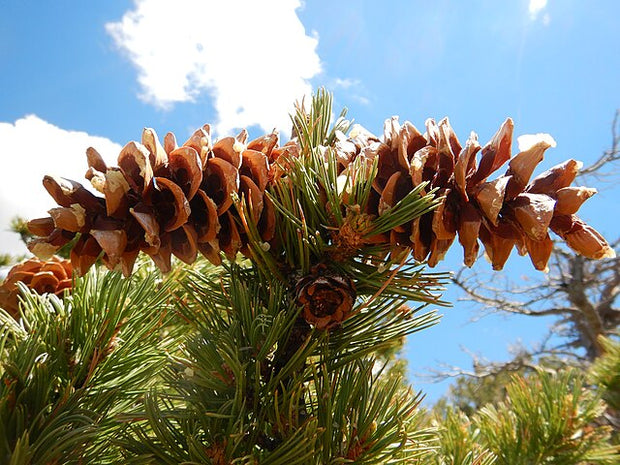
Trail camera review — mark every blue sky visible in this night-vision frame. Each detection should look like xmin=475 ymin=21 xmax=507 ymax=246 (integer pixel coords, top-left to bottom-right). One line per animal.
xmin=1 ymin=0 xmax=618 ymax=403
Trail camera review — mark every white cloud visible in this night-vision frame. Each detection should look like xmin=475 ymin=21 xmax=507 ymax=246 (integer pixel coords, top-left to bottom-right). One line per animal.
xmin=0 ymin=115 xmax=121 ymax=255
xmin=528 ymin=0 xmax=550 ymax=23
xmin=334 ymin=78 xmax=357 ymax=90
xmin=517 ymin=133 xmax=557 ymax=151
xmin=528 ymin=0 xmax=547 ymax=17
xmin=333 ymin=78 xmax=370 ymax=106
xmin=352 ymin=95 xmax=370 ymax=106
xmin=106 ymin=0 xmax=322 ymax=136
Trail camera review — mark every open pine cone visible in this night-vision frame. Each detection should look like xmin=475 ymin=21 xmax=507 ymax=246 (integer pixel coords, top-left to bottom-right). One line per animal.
xmin=334 ymin=117 xmax=615 ymax=271
xmin=26 ymin=117 xmax=613 ymax=276
xmin=0 ymin=257 xmax=72 ymax=318
xmin=28 ymin=126 xmax=284 ymax=276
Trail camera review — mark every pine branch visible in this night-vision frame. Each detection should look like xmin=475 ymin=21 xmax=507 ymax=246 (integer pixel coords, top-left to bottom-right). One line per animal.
xmin=115 ymin=258 xmax=443 ymax=463
xmin=291 ymin=87 xmax=351 ymax=156
xmin=475 ymin=369 xmax=619 ymax=464
xmin=429 ymin=408 xmax=497 ymax=465
xmin=8 ymin=87 xmax=616 ymax=463
xmin=0 ymin=263 xmax=181 ymax=464
xmin=309 ymin=357 xmax=434 ymax=463
xmin=588 ymin=337 xmax=620 ymax=433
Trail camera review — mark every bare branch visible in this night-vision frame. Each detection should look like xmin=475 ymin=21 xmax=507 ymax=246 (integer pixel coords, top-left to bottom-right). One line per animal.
xmin=579 ymin=109 xmax=620 ymax=178
xmin=425 ymin=343 xmax=584 ymax=382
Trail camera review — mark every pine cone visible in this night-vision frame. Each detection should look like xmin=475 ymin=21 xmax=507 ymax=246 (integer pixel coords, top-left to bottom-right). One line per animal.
xmin=28 ymin=126 xmax=279 ymax=276
xmin=0 ymin=257 xmax=72 ymax=318
xmin=336 ymin=117 xmax=615 ymax=271
xmin=295 ymin=265 xmax=356 ymax=330
xmin=27 ymin=116 xmax=613 ymax=276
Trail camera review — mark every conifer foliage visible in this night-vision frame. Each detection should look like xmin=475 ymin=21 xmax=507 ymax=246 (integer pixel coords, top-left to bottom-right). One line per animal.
xmin=0 ymin=89 xmax=617 ymax=463
xmin=431 ymin=367 xmax=619 ymax=465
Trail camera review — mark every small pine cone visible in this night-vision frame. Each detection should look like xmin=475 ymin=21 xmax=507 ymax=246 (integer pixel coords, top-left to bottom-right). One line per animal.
xmin=295 ymin=265 xmax=356 ymax=330
xmin=0 ymin=257 xmax=72 ymax=318
xmin=329 ymin=205 xmax=380 ymax=261
xmin=28 ymin=125 xmax=280 ymax=276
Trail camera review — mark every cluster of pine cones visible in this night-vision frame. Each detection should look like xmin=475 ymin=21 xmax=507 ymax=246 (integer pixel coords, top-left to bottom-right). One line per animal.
xmin=24 ymin=117 xmax=613 ymax=278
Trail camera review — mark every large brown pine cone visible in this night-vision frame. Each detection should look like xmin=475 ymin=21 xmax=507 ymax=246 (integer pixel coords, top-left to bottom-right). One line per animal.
xmin=27 ymin=117 xmax=613 ymax=276
xmin=28 ymin=126 xmax=283 ymax=276
xmin=0 ymin=257 xmax=72 ymax=318
xmin=334 ymin=117 xmax=615 ymax=271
